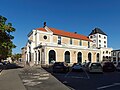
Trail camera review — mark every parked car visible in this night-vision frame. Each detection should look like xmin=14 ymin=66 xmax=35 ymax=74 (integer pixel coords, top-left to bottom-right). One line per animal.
xmin=72 ymin=63 xmax=83 ymax=72
xmin=82 ymin=61 xmax=91 ymax=68
xmin=0 ymin=62 xmax=4 ymax=69
xmin=83 ymin=62 xmax=91 ymax=71
xmin=52 ymin=62 xmax=69 ymax=73
xmin=116 ymin=62 xmax=120 ymax=71
xmin=102 ymin=62 xmax=115 ymax=72
xmin=112 ymin=60 xmax=117 ymax=67
xmin=88 ymin=62 xmax=103 ymax=73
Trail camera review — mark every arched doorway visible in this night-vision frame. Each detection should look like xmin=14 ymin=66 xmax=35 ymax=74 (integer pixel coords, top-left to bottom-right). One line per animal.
xmin=49 ymin=50 xmax=56 ymax=64
xmin=97 ymin=53 xmax=100 ymax=62
xmin=77 ymin=52 xmax=82 ymax=63
xmin=88 ymin=52 xmax=92 ymax=62
xmin=29 ymin=52 xmax=31 ymax=61
xmin=65 ymin=51 xmax=70 ymax=63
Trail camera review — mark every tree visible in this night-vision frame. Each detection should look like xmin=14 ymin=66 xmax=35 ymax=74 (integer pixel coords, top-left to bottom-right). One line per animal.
xmin=11 ymin=53 xmax=22 ymax=61
xmin=0 ymin=15 xmax=16 ymax=61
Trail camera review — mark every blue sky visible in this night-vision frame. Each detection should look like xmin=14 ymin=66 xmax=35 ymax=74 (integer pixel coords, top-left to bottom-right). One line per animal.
xmin=0 ymin=0 xmax=120 ymax=54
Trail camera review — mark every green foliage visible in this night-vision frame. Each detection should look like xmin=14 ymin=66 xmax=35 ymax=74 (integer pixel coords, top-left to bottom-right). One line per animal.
xmin=11 ymin=53 xmax=22 ymax=61
xmin=0 ymin=15 xmax=16 ymax=61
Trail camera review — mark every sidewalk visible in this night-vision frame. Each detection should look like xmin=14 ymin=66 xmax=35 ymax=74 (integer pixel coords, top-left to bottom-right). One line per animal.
xmin=0 ymin=66 xmax=70 ymax=90
xmin=0 ymin=69 xmax=26 ymax=90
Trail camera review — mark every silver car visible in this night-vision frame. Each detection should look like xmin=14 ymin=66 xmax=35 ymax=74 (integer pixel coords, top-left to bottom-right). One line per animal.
xmin=88 ymin=62 xmax=103 ymax=73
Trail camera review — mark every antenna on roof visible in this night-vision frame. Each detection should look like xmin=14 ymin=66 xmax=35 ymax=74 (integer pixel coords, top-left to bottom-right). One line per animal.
xmin=43 ymin=22 xmax=46 ymax=28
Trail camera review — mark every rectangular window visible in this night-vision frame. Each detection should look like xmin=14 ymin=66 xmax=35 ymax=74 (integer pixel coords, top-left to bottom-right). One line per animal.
xmin=58 ymin=36 xmax=61 ymax=45
xmin=104 ymin=45 xmax=106 ymax=47
xmin=88 ymin=41 xmax=90 ymax=48
xmin=99 ymin=44 xmax=101 ymax=47
xmin=79 ymin=40 xmax=82 ymax=46
xmin=99 ymin=40 xmax=101 ymax=43
xmin=70 ymin=38 xmax=72 ymax=45
xmin=99 ymin=35 xmax=101 ymax=38
xmin=113 ymin=52 xmax=116 ymax=56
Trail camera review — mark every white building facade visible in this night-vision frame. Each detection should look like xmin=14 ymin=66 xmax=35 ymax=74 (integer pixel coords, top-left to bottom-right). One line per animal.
xmin=25 ymin=24 xmax=112 ymax=66
xmin=89 ymin=28 xmax=112 ymax=61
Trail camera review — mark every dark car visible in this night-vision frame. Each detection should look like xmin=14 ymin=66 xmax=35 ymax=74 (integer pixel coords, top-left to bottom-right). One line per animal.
xmin=72 ymin=63 xmax=83 ymax=72
xmin=102 ymin=62 xmax=115 ymax=72
xmin=116 ymin=62 xmax=120 ymax=71
xmin=0 ymin=62 xmax=4 ymax=69
xmin=52 ymin=62 xmax=69 ymax=73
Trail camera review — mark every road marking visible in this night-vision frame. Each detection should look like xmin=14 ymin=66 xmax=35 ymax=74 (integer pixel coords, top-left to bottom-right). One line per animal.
xmin=38 ymin=77 xmax=49 ymax=80
xmin=97 ymin=83 xmax=120 ymax=89
xmin=64 ymin=68 xmax=90 ymax=79
xmin=22 ymin=80 xmax=34 ymax=83
xmin=24 ymin=81 xmax=42 ymax=86
xmin=33 ymin=73 xmax=40 ymax=76
xmin=40 ymin=73 xmax=49 ymax=76
xmin=71 ymin=76 xmax=89 ymax=79
xmin=63 ymin=81 xmax=68 ymax=84
xmin=30 ymin=76 xmax=40 ymax=79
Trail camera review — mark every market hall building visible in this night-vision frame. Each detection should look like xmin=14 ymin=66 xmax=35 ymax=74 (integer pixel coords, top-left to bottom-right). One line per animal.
xmin=25 ymin=23 xmax=112 ymax=66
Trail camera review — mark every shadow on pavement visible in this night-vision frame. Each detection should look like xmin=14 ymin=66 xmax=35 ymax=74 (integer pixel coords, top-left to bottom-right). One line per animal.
xmin=0 ymin=63 xmax=23 ymax=70
xmin=43 ymin=66 xmax=76 ymax=90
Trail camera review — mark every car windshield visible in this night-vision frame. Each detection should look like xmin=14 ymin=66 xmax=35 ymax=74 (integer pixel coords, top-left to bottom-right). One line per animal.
xmin=104 ymin=62 xmax=114 ymax=67
xmin=91 ymin=63 xmax=101 ymax=68
xmin=73 ymin=63 xmax=82 ymax=66
xmin=54 ymin=62 xmax=64 ymax=66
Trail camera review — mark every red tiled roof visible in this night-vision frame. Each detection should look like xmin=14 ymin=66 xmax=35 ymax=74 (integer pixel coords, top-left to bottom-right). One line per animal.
xmin=36 ymin=28 xmax=47 ymax=32
xmin=36 ymin=27 xmax=91 ymax=41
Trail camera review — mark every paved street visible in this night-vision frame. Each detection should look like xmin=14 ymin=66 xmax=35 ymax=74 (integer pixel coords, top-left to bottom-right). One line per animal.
xmin=51 ymin=70 xmax=120 ymax=90
xmin=1 ymin=65 xmax=120 ymax=90
xmin=19 ymin=66 xmax=69 ymax=90
xmin=0 ymin=66 xmax=70 ymax=90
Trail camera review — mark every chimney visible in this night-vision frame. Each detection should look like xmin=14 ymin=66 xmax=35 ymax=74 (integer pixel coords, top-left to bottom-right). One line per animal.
xmin=43 ymin=22 xmax=46 ymax=28
xmin=74 ymin=32 xmax=77 ymax=34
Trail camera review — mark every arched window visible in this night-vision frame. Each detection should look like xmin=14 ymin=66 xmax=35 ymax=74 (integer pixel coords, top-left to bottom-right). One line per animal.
xmin=88 ymin=52 xmax=92 ymax=62
xmin=49 ymin=50 xmax=56 ymax=64
xmin=103 ymin=56 xmax=105 ymax=61
xmin=65 ymin=51 xmax=70 ymax=63
xmin=77 ymin=52 xmax=82 ymax=63
xmin=97 ymin=53 xmax=100 ymax=62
